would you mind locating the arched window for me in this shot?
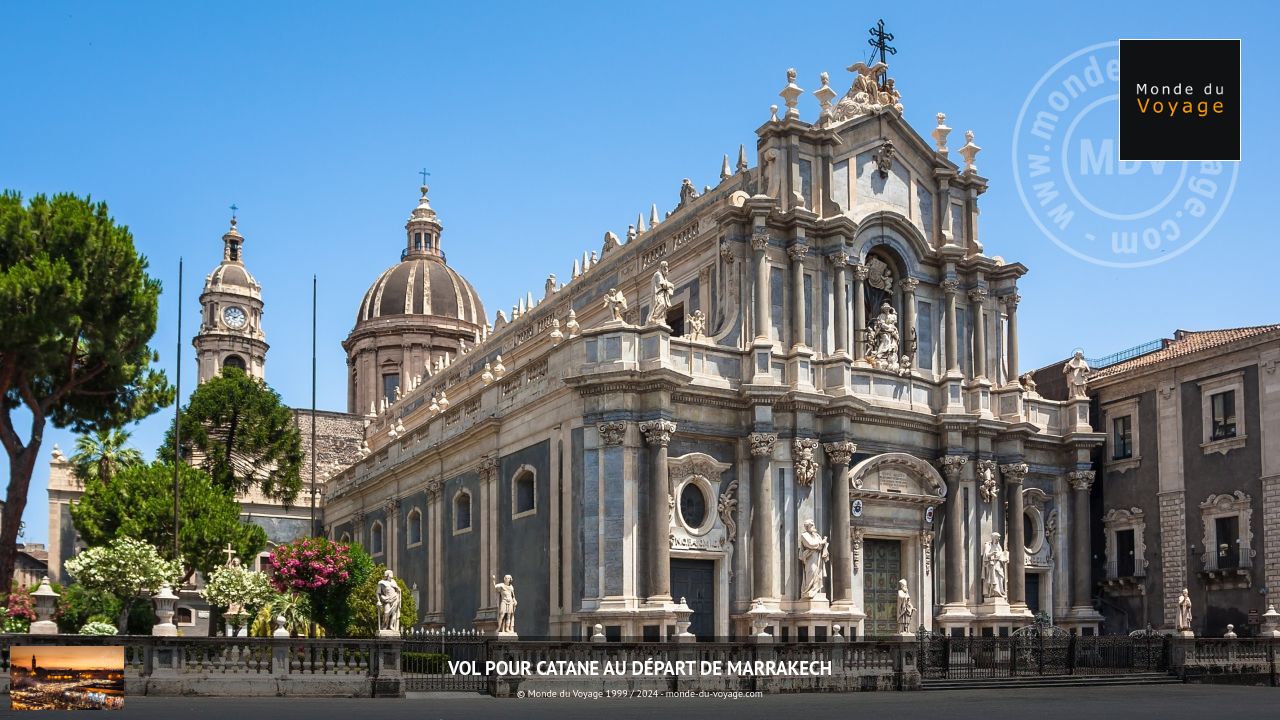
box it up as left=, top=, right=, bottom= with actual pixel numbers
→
left=512, top=466, right=536, bottom=518
left=407, top=508, right=423, bottom=546
left=175, top=607, right=194, bottom=625
left=454, top=491, right=472, bottom=534
left=339, top=532, right=352, bottom=544
left=370, top=521, right=385, bottom=556
left=223, top=354, right=246, bottom=372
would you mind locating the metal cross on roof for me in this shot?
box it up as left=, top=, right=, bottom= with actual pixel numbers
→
left=418, top=168, right=431, bottom=185
left=229, top=203, right=238, bottom=220
left=867, top=18, right=897, bottom=66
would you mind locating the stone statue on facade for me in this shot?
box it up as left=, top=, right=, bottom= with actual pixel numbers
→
left=982, top=532, right=1009, bottom=599
left=1064, top=350, right=1091, bottom=399
left=376, top=569, right=402, bottom=635
left=492, top=574, right=518, bottom=635
left=797, top=519, right=830, bottom=600
left=977, top=460, right=999, bottom=504
left=865, top=302, right=901, bottom=372
left=647, top=261, right=676, bottom=326
left=603, top=288, right=629, bottom=324
left=1019, top=371, right=1039, bottom=396
left=896, top=579, right=915, bottom=633
left=829, top=61, right=889, bottom=123
left=687, top=309, right=706, bottom=341
left=1177, top=588, right=1194, bottom=634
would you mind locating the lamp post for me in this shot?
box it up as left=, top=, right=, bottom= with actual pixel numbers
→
left=151, top=583, right=178, bottom=637
left=29, top=577, right=60, bottom=635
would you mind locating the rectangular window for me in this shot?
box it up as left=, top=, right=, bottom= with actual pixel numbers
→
left=1115, top=529, right=1136, bottom=577
left=382, top=373, right=400, bottom=405
left=803, top=273, right=813, bottom=347
left=917, top=300, right=933, bottom=370
left=1215, top=515, right=1239, bottom=568
left=957, top=306, right=969, bottom=375
left=769, top=266, right=784, bottom=341
left=1210, top=390, right=1236, bottom=440
left=1112, top=415, right=1133, bottom=459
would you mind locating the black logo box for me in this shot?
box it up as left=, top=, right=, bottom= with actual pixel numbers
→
left=1119, top=39, right=1240, bottom=162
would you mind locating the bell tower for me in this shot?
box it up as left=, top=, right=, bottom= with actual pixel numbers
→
left=193, top=214, right=269, bottom=383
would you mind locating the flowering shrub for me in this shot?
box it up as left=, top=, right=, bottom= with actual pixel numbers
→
left=268, top=537, right=372, bottom=635
left=201, top=564, right=273, bottom=615
left=3, top=615, right=30, bottom=633
left=65, top=537, right=182, bottom=630
left=5, top=585, right=36, bottom=621
left=79, top=621, right=119, bottom=636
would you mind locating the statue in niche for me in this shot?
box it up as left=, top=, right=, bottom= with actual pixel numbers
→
left=603, top=288, right=629, bottom=324
left=492, top=574, right=518, bottom=635
left=647, top=261, right=675, bottom=326
left=982, top=532, right=1009, bottom=599
left=797, top=519, right=830, bottom=600
left=1064, top=350, right=1091, bottom=399
left=865, top=302, right=901, bottom=372
left=1177, top=588, right=1194, bottom=633
left=376, top=569, right=402, bottom=634
left=896, top=579, right=915, bottom=633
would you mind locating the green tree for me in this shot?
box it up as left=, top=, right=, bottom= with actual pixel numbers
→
left=70, top=427, right=143, bottom=484
left=64, top=537, right=181, bottom=629
left=56, top=583, right=123, bottom=634
left=161, top=367, right=303, bottom=504
left=347, top=565, right=417, bottom=638
left=70, top=461, right=266, bottom=582
left=0, top=191, right=172, bottom=591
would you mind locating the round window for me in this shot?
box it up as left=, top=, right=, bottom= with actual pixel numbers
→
left=679, top=483, right=708, bottom=529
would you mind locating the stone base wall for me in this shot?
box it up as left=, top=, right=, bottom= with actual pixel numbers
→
left=1159, top=491, right=1187, bottom=627
left=1264, top=477, right=1280, bottom=608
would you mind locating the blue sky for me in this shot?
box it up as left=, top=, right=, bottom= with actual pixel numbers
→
left=3, top=1, right=1274, bottom=543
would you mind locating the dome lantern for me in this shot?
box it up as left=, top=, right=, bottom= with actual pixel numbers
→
left=405, top=185, right=443, bottom=260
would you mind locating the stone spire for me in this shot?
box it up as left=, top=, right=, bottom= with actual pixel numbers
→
left=405, top=184, right=444, bottom=260
left=736, top=144, right=749, bottom=174
left=720, top=154, right=732, bottom=181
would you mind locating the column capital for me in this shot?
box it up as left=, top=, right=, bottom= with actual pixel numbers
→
left=425, top=477, right=443, bottom=499
left=851, top=264, right=869, bottom=282
left=899, top=277, right=920, bottom=293
left=1002, top=292, right=1022, bottom=311
left=793, top=437, right=819, bottom=486
left=1068, top=470, right=1095, bottom=491
left=1000, top=462, right=1029, bottom=484
left=597, top=421, right=628, bottom=447
left=751, top=228, right=770, bottom=252
left=719, top=238, right=735, bottom=265
left=941, top=278, right=960, bottom=295
left=828, top=250, right=850, bottom=267
left=352, top=509, right=367, bottom=529
left=384, top=496, right=402, bottom=516
left=823, top=440, right=858, bottom=465
left=786, top=243, right=809, bottom=261
left=479, top=456, right=498, bottom=483
left=937, top=454, right=969, bottom=481
left=638, top=419, right=677, bottom=447
left=967, top=287, right=988, bottom=303
left=749, top=432, right=778, bottom=457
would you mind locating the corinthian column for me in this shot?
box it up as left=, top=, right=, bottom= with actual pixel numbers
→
left=753, top=228, right=770, bottom=341
left=639, top=419, right=677, bottom=604
left=749, top=432, right=778, bottom=602
left=900, top=278, right=919, bottom=370
left=787, top=243, right=808, bottom=349
left=938, top=455, right=968, bottom=604
left=943, top=279, right=960, bottom=374
left=830, top=252, right=849, bottom=356
left=1000, top=463, right=1029, bottom=605
left=852, top=264, right=868, bottom=359
left=824, top=441, right=857, bottom=604
left=1004, top=293, right=1021, bottom=384
left=969, top=288, right=988, bottom=380
left=1069, top=470, right=1095, bottom=608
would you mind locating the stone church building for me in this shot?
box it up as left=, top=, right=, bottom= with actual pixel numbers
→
left=321, top=62, right=1105, bottom=640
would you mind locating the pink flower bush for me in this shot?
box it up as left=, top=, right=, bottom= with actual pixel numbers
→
left=268, top=537, right=356, bottom=592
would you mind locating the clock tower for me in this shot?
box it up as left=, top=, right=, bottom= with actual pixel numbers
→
left=194, top=215, right=268, bottom=383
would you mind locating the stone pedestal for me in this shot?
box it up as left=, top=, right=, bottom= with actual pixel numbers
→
left=29, top=577, right=59, bottom=635
left=935, top=604, right=976, bottom=635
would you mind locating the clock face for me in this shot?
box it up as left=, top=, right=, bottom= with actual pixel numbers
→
left=223, top=306, right=247, bottom=329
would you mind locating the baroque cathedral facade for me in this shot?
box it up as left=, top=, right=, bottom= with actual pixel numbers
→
left=321, top=61, right=1104, bottom=640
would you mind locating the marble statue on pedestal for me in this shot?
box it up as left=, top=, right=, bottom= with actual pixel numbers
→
left=603, top=288, right=628, bottom=324
left=647, top=261, right=675, bottom=326
left=493, top=574, right=518, bottom=635
left=896, top=579, right=915, bottom=633
left=376, top=569, right=402, bottom=635
left=866, top=302, right=901, bottom=372
left=1064, top=350, right=1091, bottom=399
left=797, top=519, right=830, bottom=599
left=687, top=310, right=705, bottom=341
left=982, top=532, right=1009, bottom=599
left=1177, top=588, right=1194, bottom=633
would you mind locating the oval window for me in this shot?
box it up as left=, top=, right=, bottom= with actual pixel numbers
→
left=680, top=483, right=708, bottom=529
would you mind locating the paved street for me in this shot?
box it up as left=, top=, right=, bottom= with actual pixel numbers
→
left=5, top=684, right=1271, bottom=720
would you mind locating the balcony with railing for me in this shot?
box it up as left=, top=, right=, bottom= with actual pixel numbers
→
left=1200, top=544, right=1254, bottom=588
left=1101, top=558, right=1147, bottom=595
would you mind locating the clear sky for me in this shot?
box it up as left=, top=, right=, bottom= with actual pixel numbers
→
left=3, top=1, right=1274, bottom=544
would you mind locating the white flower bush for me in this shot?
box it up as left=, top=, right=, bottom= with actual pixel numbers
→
left=201, top=563, right=274, bottom=615
left=65, top=537, right=182, bottom=629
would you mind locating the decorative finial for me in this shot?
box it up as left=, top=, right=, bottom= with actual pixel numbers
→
left=736, top=144, right=748, bottom=174
left=932, top=113, right=952, bottom=158
left=650, top=203, right=660, bottom=227
left=814, top=71, right=836, bottom=125
left=229, top=203, right=238, bottom=222
left=960, top=130, right=981, bottom=174
left=636, top=212, right=646, bottom=233
left=779, top=69, right=803, bottom=120
left=770, top=104, right=779, bottom=123
left=720, top=154, right=731, bottom=181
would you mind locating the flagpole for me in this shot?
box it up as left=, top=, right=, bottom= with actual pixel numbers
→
left=173, top=257, right=183, bottom=563
left=310, top=274, right=317, bottom=538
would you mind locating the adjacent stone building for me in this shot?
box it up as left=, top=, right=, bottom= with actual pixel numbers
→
left=323, top=63, right=1104, bottom=640
left=1079, top=325, right=1280, bottom=636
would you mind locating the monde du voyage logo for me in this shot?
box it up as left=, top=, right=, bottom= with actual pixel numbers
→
left=1013, top=40, right=1240, bottom=268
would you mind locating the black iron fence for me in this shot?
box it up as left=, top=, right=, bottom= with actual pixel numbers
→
left=917, top=632, right=1171, bottom=679
left=401, top=629, right=488, bottom=692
